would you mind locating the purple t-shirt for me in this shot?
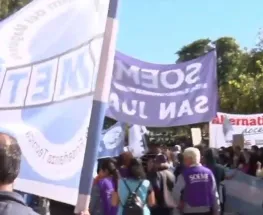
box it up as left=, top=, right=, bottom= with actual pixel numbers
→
left=183, top=166, right=214, bottom=207
left=91, top=177, right=117, bottom=215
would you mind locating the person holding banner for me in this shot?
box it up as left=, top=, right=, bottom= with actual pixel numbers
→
left=175, top=147, right=220, bottom=215
left=0, top=133, right=39, bottom=215
left=89, top=159, right=119, bottom=215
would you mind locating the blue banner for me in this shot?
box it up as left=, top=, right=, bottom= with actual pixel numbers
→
left=98, top=122, right=125, bottom=158
left=224, top=170, right=263, bottom=215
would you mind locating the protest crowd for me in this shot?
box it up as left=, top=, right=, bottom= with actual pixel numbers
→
left=1, top=130, right=263, bottom=215
left=1, top=1, right=263, bottom=215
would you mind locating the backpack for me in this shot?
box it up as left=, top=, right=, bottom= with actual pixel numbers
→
left=122, top=179, right=144, bottom=215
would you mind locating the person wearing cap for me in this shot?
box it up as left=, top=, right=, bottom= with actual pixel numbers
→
left=175, top=147, right=220, bottom=215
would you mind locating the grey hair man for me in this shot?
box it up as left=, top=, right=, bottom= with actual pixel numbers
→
left=174, top=147, right=220, bottom=215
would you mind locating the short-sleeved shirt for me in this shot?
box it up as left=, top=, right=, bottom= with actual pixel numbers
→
left=90, top=177, right=117, bottom=215
left=117, top=179, right=151, bottom=215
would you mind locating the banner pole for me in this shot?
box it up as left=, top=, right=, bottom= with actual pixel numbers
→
left=75, top=0, right=120, bottom=213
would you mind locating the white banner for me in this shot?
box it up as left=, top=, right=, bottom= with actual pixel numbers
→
left=0, top=0, right=109, bottom=205
left=209, top=112, right=263, bottom=148
left=128, top=125, right=148, bottom=157
left=191, top=128, right=202, bottom=146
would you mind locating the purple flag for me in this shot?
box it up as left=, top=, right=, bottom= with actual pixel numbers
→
left=107, top=50, right=218, bottom=127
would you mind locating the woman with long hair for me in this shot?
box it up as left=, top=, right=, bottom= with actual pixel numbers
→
left=89, top=158, right=119, bottom=215
left=112, top=158, right=155, bottom=215
left=119, top=152, right=133, bottom=177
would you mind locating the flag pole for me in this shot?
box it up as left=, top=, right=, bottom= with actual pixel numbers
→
left=75, top=0, right=120, bottom=213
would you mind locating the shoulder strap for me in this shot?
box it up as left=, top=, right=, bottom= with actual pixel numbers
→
left=123, top=179, right=132, bottom=193
left=134, top=180, right=144, bottom=193
left=122, top=179, right=146, bottom=207
left=123, top=179, right=143, bottom=194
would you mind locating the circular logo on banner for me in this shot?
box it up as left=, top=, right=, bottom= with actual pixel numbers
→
left=0, top=0, right=105, bottom=180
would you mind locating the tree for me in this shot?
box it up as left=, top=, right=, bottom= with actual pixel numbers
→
left=176, top=39, right=212, bottom=62
left=176, top=34, right=263, bottom=115
left=221, top=51, right=263, bottom=114
left=221, top=72, right=263, bottom=113
left=0, top=0, right=31, bottom=20
left=176, top=37, right=243, bottom=86
left=174, top=37, right=244, bottom=135
left=214, top=37, right=243, bottom=85
left=173, top=34, right=263, bottom=142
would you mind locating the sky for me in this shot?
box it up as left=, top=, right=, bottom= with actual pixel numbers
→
left=116, top=0, right=263, bottom=64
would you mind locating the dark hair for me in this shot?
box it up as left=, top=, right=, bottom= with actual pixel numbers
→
left=258, top=148, right=263, bottom=163
left=204, top=148, right=218, bottom=165
left=127, top=158, right=146, bottom=180
left=218, top=153, right=227, bottom=165
left=251, top=145, right=259, bottom=152
left=237, top=152, right=246, bottom=165
left=99, top=158, right=120, bottom=181
left=177, top=153, right=183, bottom=164
left=195, top=144, right=205, bottom=156
left=0, top=134, right=21, bottom=184
left=226, top=147, right=234, bottom=158
left=120, top=152, right=133, bottom=167
left=97, top=158, right=117, bottom=173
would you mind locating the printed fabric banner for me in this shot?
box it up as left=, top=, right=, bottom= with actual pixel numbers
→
left=210, top=112, right=263, bottom=148
left=128, top=125, right=148, bottom=157
left=98, top=122, right=125, bottom=158
left=0, top=0, right=109, bottom=205
left=107, top=51, right=218, bottom=127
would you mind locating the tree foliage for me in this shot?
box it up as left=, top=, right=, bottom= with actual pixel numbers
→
left=0, top=0, right=31, bottom=20
left=176, top=34, right=263, bottom=115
